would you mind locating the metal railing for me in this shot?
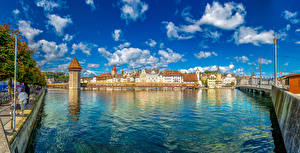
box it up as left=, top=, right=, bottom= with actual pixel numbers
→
left=0, top=88, right=44, bottom=132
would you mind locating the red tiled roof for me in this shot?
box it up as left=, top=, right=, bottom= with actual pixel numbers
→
left=162, top=70, right=182, bottom=76
left=97, top=73, right=112, bottom=80
left=183, top=73, right=198, bottom=82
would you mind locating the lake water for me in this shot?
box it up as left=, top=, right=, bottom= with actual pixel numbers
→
left=27, top=88, right=285, bottom=153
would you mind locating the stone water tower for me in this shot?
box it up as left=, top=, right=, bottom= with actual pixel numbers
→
left=68, top=57, right=82, bottom=90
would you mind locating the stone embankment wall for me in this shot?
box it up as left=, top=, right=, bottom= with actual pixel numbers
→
left=271, top=86, right=300, bottom=153
left=10, top=89, right=46, bottom=153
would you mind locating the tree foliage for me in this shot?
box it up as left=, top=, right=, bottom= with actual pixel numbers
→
left=43, top=72, right=69, bottom=83
left=0, top=24, right=46, bottom=86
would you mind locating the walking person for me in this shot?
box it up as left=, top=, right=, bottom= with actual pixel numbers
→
left=18, top=88, right=28, bottom=115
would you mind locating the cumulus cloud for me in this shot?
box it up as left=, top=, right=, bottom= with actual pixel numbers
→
left=120, top=0, right=148, bottom=23
left=98, top=47, right=183, bottom=69
left=233, top=68, right=244, bottom=75
left=234, top=56, right=249, bottom=63
left=18, top=20, right=43, bottom=43
left=259, top=58, right=272, bottom=65
left=158, top=48, right=184, bottom=67
left=116, top=42, right=131, bottom=50
left=87, top=63, right=99, bottom=68
left=34, top=40, right=68, bottom=65
left=112, top=29, right=121, bottom=41
left=180, top=64, right=235, bottom=73
left=296, top=29, right=300, bottom=32
left=234, top=26, right=274, bottom=46
left=282, top=10, right=299, bottom=24
left=98, top=47, right=158, bottom=68
left=296, top=41, right=300, bottom=44
left=63, top=34, right=73, bottom=42
left=86, top=0, right=96, bottom=10
left=199, top=2, right=246, bottom=30
left=13, top=9, right=20, bottom=15
left=145, top=39, right=157, bottom=47
left=194, top=51, right=218, bottom=59
left=36, top=0, right=60, bottom=12
left=204, top=30, right=222, bottom=40
left=47, top=14, right=72, bottom=35
left=72, top=42, right=92, bottom=55
left=164, top=21, right=194, bottom=40
left=163, top=1, right=245, bottom=40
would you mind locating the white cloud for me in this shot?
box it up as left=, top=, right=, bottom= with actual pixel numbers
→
left=98, top=47, right=158, bottom=68
left=72, top=42, right=91, bottom=55
left=63, top=34, right=73, bottom=42
left=284, top=62, right=289, bottom=66
left=87, top=63, right=99, bottom=68
left=194, top=51, right=218, bottom=59
left=295, top=41, right=300, bottom=44
left=81, top=69, right=97, bottom=77
left=233, top=68, right=244, bottom=75
left=234, top=26, right=274, bottom=46
left=234, top=56, right=249, bottom=63
left=98, top=47, right=183, bottom=69
left=282, top=10, right=299, bottom=24
left=145, top=39, right=157, bottom=47
left=199, top=2, right=246, bottom=30
left=36, top=0, right=60, bottom=12
left=296, top=29, right=300, bottom=32
left=158, top=48, right=184, bottom=67
left=86, top=0, right=96, bottom=10
left=259, top=58, right=272, bottom=65
left=34, top=40, right=68, bottom=65
left=13, top=9, right=20, bottom=15
left=18, top=20, right=43, bottom=43
left=163, top=1, right=245, bottom=40
left=164, top=21, right=194, bottom=40
left=180, top=64, right=234, bottom=73
left=112, top=29, right=121, bottom=41
left=47, top=14, right=72, bottom=35
left=114, top=42, right=131, bottom=50
left=120, top=0, right=148, bottom=23
left=204, top=30, right=221, bottom=40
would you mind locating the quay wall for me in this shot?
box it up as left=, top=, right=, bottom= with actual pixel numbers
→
left=271, top=86, right=300, bottom=153
left=10, top=89, right=46, bottom=153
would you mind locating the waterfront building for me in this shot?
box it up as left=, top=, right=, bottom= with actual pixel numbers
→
left=249, top=73, right=257, bottom=85
left=223, top=74, right=236, bottom=86
left=112, top=65, right=117, bottom=77
left=68, top=57, right=82, bottom=90
left=81, top=77, right=96, bottom=83
left=97, top=73, right=113, bottom=82
left=215, top=67, right=222, bottom=88
left=237, top=76, right=250, bottom=85
left=195, top=69, right=203, bottom=87
left=207, top=74, right=216, bottom=88
left=162, top=70, right=183, bottom=83
left=183, top=73, right=198, bottom=83
left=139, top=69, right=160, bottom=83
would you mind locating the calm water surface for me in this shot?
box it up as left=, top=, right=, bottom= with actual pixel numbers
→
left=28, top=89, right=284, bottom=153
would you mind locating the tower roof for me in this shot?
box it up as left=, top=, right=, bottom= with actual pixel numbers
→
left=112, top=65, right=117, bottom=71
left=68, top=57, right=82, bottom=71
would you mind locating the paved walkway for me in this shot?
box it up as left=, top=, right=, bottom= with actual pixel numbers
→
left=0, top=119, right=11, bottom=153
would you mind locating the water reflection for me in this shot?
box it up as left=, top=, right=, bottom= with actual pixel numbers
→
left=68, top=90, right=80, bottom=121
left=29, top=89, right=285, bottom=153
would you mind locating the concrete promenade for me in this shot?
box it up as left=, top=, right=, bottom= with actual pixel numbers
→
left=0, top=89, right=45, bottom=153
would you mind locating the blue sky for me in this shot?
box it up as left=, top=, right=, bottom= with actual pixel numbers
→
left=1, top=0, right=300, bottom=77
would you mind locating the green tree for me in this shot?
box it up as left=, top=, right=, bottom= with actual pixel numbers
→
left=0, top=24, right=46, bottom=94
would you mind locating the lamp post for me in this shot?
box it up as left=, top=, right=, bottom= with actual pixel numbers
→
left=13, top=35, right=17, bottom=131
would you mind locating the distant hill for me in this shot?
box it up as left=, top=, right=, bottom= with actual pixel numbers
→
left=43, top=72, right=69, bottom=83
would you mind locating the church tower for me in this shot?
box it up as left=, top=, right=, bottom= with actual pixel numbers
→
left=68, top=57, right=82, bottom=90
left=112, top=65, right=117, bottom=77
